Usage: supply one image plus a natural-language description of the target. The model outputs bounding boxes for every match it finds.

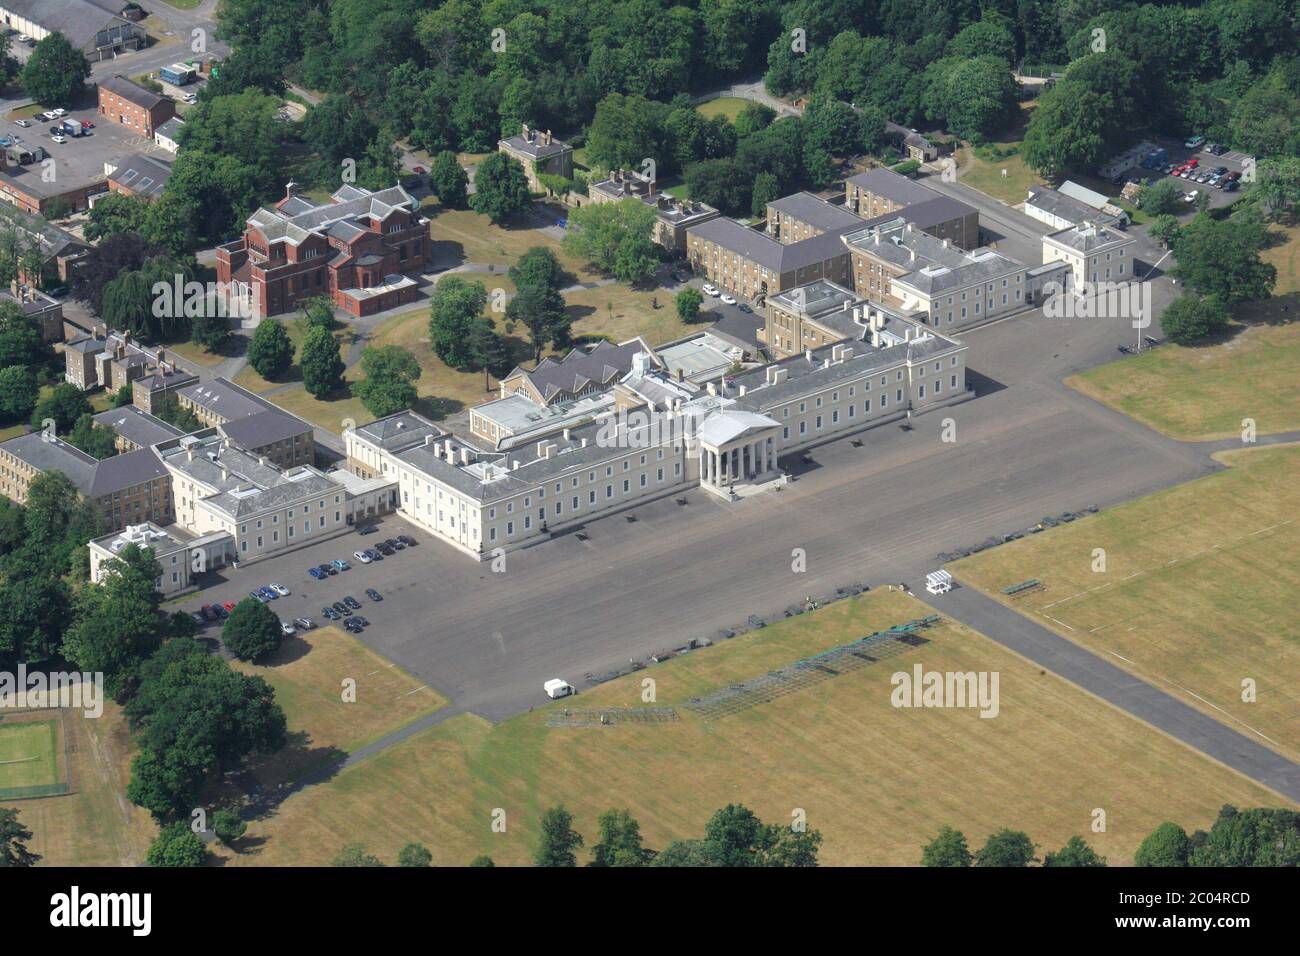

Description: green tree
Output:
[0,807,39,867]
[429,150,469,209]
[31,381,92,433]
[509,247,567,298]
[192,312,231,353]
[562,199,657,282]
[1138,179,1187,217]
[1135,821,1190,867]
[247,319,294,380]
[0,302,54,370]
[0,365,37,424]
[921,826,973,867]
[676,287,703,324]
[428,276,488,370]
[300,324,345,398]
[222,597,283,662]
[467,317,510,390]
[84,193,150,243]
[213,808,247,846]
[685,158,751,216]
[63,543,164,695]
[589,809,653,866]
[20,32,90,106]
[469,854,495,867]
[1172,215,1275,304]
[1189,806,1300,867]
[534,805,584,867]
[332,843,385,867]
[1160,293,1230,345]
[652,804,822,867]
[354,345,420,417]
[22,471,102,576]
[1043,835,1107,867]
[469,152,532,224]
[67,413,119,460]
[974,829,1037,867]
[751,171,781,220]
[146,823,207,867]
[0,556,71,666]
[505,284,570,362]
[398,843,433,867]
[1149,214,1180,249]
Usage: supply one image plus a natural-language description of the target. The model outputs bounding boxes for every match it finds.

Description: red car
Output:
[411,165,426,174]
[222,599,237,612]
[80,120,94,129]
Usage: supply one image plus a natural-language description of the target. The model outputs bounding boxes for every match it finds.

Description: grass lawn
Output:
[1262,224,1300,295]
[220,589,1280,867]
[953,444,1300,763]
[4,104,44,121]
[958,140,1043,206]
[226,625,448,790]
[1067,318,1300,440]
[0,719,59,793]
[566,283,690,346]
[164,340,227,369]
[0,705,155,866]
[696,97,750,122]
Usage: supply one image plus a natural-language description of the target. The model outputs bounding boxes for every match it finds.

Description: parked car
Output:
[332,558,350,571]
[80,120,94,129]
[200,604,217,621]
[190,610,206,624]
[38,111,55,122]
[332,601,349,616]
[318,563,337,576]
[251,590,269,603]
[322,606,339,621]
[365,588,382,601]
[258,586,279,600]
[1183,190,1199,204]
[1224,170,1241,182]
[720,293,737,305]
[343,595,361,610]
[269,583,290,596]
[280,620,296,636]
[1214,166,1229,176]
[213,605,229,620]
[51,133,66,145]
[738,303,753,314]
[352,616,369,627]
[1183,135,1205,149]
[222,600,237,612]
[308,567,324,579]
[357,525,378,535]
[51,108,66,118]
[1222,179,1239,191]
[17,35,31,45]
[702,283,720,297]
[294,617,315,630]
[343,618,363,633]
[385,538,405,550]
[14,119,28,128]
[1208,143,1227,156]
[397,534,417,547]
[353,550,372,564]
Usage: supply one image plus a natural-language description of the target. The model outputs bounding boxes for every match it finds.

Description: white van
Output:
[543,679,574,699]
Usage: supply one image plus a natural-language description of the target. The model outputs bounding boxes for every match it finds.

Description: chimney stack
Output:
[805,349,813,364]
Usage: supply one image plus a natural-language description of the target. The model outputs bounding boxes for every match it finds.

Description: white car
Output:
[269,582,290,596]
[280,621,297,637]
[1183,190,1199,204]
[17,35,31,45]
[720,294,737,306]
[353,550,372,564]
[51,108,66,118]
[38,111,55,121]
[14,119,29,128]
[701,283,720,297]
[50,134,65,144]
[183,93,198,104]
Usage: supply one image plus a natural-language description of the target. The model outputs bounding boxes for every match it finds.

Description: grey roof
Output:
[354,410,444,451]
[0,288,60,316]
[1026,186,1121,227]
[770,279,862,320]
[507,339,655,403]
[0,432,98,495]
[847,167,943,206]
[178,377,282,421]
[0,202,86,261]
[88,448,169,497]
[767,192,864,232]
[108,153,172,199]
[893,194,977,229]
[843,218,1023,295]
[707,311,765,353]
[245,184,419,246]
[1044,221,1134,255]
[202,468,339,518]
[93,406,185,448]
[135,367,199,393]
[98,74,166,111]
[216,410,311,448]
[499,132,570,160]
[67,335,107,354]
[154,117,185,141]
[688,217,854,273]
[7,1,141,54]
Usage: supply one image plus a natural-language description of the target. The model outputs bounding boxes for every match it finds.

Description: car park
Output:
[702,283,720,297]
[720,293,737,306]
[269,583,290,596]
[343,595,361,610]
[294,617,315,630]
[353,550,372,563]
[365,588,383,601]
[332,601,349,616]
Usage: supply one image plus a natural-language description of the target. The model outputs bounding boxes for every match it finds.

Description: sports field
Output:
[953,444,1300,763]
[0,706,155,866]
[218,589,1280,867]
[1067,319,1300,441]
[0,719,59,794]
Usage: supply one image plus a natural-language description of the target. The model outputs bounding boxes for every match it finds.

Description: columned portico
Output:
[697,409,782,498]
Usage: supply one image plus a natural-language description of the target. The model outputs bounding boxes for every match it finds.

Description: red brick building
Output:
[97,76,177,138]
[216,183,429,319]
